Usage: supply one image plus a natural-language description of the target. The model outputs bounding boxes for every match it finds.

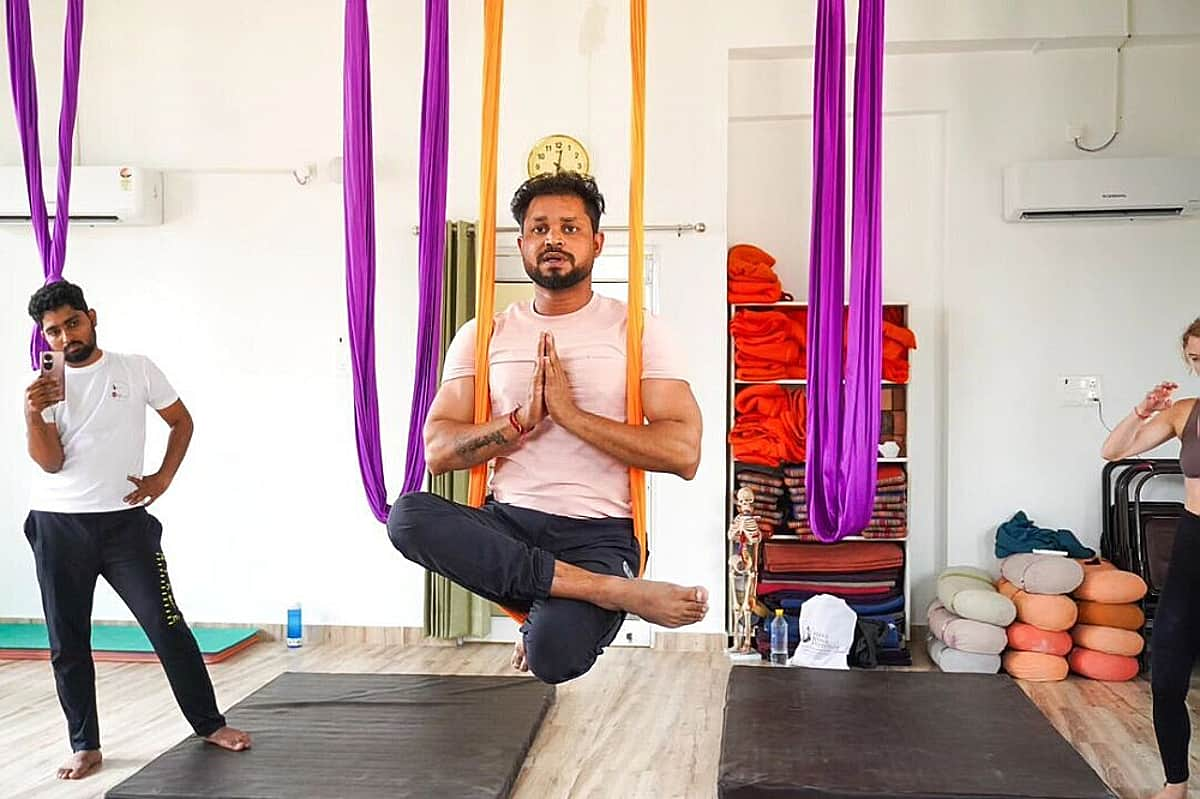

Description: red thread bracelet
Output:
[508,408,527,438]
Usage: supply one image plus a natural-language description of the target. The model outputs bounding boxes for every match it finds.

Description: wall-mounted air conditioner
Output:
[0,165,163,225]
[1003,157,1200,221]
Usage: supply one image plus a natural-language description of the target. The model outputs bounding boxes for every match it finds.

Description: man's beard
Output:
[64,336,96,364]
[525,250,592,290]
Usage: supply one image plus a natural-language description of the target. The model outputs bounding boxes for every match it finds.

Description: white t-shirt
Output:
[30,351,179,513]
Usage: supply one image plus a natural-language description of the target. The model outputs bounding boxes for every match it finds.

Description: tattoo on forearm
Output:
[454,429,508,459]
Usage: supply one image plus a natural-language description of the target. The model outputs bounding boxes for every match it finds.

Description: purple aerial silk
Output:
[5,0,84,369]
[402,0,449,495]
[804,0,885,543]
[343,0,387,521]
[344,0,448,522]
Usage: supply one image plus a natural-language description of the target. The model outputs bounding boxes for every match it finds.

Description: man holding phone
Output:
[22,280,250,781]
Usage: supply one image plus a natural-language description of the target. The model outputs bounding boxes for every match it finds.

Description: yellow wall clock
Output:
[527,134,591,177]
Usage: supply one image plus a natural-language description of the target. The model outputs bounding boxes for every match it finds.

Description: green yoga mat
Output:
[0,622,259,661]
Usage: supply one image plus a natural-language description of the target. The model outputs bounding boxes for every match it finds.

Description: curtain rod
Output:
[411,221,706,237]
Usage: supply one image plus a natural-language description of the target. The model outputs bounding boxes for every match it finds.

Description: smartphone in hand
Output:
[40,351,65,403]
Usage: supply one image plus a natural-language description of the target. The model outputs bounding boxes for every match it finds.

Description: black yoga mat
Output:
[106,672,555,799]
[719,666,1116,799]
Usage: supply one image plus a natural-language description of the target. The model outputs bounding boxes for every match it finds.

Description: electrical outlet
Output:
[1066,123,1084,143]
[1059,375,1102,406]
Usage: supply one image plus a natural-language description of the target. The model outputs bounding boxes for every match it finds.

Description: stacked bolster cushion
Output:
[937,566,1016,626]
[927,567,1014,674]
[1066,560,1147,681]
[928,637,1001,674]
[997,554,1083,682]
[997,580,1079,631]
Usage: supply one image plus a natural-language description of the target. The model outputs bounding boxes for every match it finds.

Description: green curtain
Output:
[424,222,492,639]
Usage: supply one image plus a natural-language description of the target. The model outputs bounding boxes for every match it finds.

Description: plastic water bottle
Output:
[286,602,303,649]
[770,608,788,665]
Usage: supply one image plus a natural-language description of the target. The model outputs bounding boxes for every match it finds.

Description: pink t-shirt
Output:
[441,293,688,519]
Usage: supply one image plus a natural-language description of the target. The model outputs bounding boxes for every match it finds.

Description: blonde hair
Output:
[1184,318,1200,374]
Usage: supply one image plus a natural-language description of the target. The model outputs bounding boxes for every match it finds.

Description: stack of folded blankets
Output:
[927,566,1016,674]
[880,320,917,384]
[756,541,909,665]
[996,554,1084,682]
[730,308,808,381]
[728,309,918,384]
[1066,560,1147,682]
[727,243,786,304]
[782,464,908,540]
[729,386,806,467]
[732,466,787,537]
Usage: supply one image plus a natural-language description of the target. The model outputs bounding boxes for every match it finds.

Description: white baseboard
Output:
[468,615,654,648]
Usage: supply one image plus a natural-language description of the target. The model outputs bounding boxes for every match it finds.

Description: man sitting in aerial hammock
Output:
[387,172,708,684]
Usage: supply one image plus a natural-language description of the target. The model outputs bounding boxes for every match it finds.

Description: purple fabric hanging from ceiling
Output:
[6,0,84,369]
[344,0,450,520]
[804,0,884,543]
[401,0,448,494]
[343,0,389,522]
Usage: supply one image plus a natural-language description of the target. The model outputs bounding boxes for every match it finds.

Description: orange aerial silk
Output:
[468,0,649,624]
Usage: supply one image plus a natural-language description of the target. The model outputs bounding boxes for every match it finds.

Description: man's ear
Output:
[593,231,605,256]
[88,309,97,328]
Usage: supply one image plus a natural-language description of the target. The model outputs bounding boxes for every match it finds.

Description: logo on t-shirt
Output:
[110,381,130,400]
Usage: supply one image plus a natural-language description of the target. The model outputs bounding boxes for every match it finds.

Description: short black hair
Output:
[510,172,605,234]
[28,280,89,324]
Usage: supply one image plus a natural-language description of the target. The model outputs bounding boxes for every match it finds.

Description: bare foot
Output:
[56,749,102,780]
[1150,784,1187,799]
[204,726,252,751]
[617,580,709,628]
[511,638,529,672]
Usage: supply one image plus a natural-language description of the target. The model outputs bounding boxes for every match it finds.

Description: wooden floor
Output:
[1,640,1196,799]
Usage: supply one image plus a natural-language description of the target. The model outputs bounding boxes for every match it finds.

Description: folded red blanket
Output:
[762,541,904,572]
[786,526,908,541]
[757,581,895,597]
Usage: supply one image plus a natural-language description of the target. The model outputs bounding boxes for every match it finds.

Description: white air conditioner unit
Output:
[1003,157,1200,221]
[0,165,162,225]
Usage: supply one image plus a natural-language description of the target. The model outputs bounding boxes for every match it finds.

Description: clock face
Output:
[527,135,590,177]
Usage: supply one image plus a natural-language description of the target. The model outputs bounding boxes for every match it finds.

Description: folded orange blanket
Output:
[728,244,784,303]
[734,385,791,416]
[731,386,807,466]
[731,310,807,380]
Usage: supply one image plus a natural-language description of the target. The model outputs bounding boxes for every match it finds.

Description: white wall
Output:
[1,0,1198,632]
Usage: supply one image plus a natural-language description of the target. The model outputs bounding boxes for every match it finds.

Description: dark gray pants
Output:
[387,493,641,684]
[25,508,226,751]
[1151,510,1200,785]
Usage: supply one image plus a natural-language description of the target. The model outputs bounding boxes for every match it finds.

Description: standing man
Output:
[23,280,250,781]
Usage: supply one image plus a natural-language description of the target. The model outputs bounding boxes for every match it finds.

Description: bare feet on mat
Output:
[57,750,102,780]
[1150,784,1187,799]
[511,638,529,672]
[619,581,709,628]
[204,726,252,751]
